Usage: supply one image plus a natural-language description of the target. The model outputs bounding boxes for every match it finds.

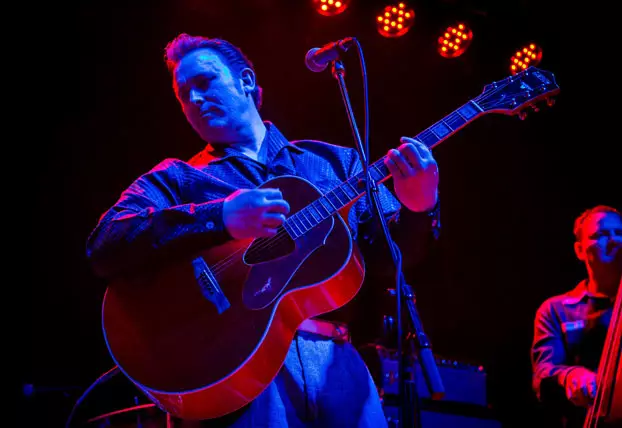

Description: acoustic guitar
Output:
[101,67,560,420]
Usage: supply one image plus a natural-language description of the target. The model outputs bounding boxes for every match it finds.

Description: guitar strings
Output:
[211,228,290,274]
[209,80,515,275]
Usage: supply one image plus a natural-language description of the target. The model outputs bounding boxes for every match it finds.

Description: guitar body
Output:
[101,176,365,420]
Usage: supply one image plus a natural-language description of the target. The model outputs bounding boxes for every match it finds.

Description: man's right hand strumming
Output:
[223,188,290,239]
[564,366,597,408]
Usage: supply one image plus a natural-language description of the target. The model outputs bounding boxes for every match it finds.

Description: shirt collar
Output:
[187,121,302,168]
[263,121,304,159]
[562,279,612,305]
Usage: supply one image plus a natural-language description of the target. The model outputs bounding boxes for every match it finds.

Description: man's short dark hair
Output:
[573,205,621,241]
[164,33,263,109]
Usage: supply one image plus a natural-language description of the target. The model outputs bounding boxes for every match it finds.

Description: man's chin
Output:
[593,257,622,268]
[197,121,230,141]
[600,259,622,279]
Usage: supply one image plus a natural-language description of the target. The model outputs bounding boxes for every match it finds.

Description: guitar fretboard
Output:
[283,99,483,239]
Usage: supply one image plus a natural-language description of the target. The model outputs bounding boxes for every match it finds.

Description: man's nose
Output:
[189,89,203,105]
[607,235,622,250]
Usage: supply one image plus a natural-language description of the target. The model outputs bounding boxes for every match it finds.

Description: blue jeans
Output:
[177,331,387,427]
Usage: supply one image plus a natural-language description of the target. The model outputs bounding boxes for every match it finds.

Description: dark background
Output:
[21,0,620,427]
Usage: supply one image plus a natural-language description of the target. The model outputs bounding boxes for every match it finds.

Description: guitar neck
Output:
[282,98,486,240]
[363,98,485,184]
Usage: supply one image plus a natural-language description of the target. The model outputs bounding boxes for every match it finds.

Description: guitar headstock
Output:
[477,67,560,119]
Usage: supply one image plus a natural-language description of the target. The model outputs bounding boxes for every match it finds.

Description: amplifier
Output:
[360,344,502,428]
[358,344,490,407]
[383,404,502,428]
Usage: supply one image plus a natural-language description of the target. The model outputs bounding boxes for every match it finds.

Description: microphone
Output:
[305,37,356,72]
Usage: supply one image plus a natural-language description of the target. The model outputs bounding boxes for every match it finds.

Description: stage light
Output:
[510,43,542,74]
[313,0,349,16]
[437,23,473,58]
[376,3,414,38]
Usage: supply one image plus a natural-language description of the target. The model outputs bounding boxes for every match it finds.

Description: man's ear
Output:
[240,68,256,94]
[574,240,586,262]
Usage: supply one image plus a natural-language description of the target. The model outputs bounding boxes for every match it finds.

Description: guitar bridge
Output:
[192,256,230,314]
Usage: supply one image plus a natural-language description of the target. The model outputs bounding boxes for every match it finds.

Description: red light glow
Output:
[376,3,414,38]
[510,43,543,74]
[313,0,349,16]
[437,23,473,58]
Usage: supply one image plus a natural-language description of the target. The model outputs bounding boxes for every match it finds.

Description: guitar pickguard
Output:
[242,216,334,310]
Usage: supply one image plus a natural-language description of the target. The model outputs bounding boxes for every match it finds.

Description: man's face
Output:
[173,48,252,143]
[575,212,622,271]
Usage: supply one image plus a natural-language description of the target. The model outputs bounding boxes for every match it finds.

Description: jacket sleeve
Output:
[531,299,578,400]
[85,159,231,279]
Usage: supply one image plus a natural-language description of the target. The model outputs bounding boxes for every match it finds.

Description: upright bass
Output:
[583,278,622,427]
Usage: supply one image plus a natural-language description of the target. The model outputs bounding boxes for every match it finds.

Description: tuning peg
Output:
[518,111,528,120]
[546,97,555,107]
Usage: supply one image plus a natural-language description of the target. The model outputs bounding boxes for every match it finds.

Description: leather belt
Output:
[297,318,350,342]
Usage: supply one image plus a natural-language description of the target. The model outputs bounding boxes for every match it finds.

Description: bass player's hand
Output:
[564,366,597,408]
[223,188,290,239]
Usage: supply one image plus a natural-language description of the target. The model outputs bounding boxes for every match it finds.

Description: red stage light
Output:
[313,0,349,16]
[438,23,473,58]
[376,3,414,38]
[510,43,542,74]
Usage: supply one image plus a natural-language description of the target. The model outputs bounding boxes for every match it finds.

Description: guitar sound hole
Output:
[244,228,296,264]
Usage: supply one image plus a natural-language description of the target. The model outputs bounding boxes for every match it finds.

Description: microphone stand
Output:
[330,58,444,428]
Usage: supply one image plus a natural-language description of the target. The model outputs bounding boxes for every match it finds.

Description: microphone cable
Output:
[64,365,121,428]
